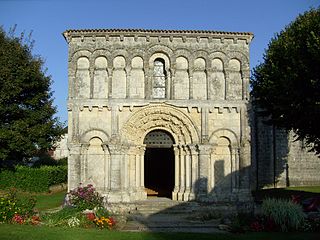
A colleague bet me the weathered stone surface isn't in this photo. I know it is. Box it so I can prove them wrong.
[63,28,251,203]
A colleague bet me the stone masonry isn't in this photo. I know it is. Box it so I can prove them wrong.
[63,28,253,203]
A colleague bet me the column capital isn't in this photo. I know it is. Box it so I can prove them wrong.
[107,144,129,155]
[197,144,213,155]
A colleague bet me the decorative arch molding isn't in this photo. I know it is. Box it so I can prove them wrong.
[127,49,145,65]
[209,128,239,148]
[121,104,200,145]
[146,45,173,64]
[191,50,210,68]
[92,49,112,65]
[70,49,92,63]
[80,129,110,143]
[208,51,228,67]
[174,48,192,66]
[226,51,249,70]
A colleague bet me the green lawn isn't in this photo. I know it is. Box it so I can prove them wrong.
[286,185,320,193]
[252,186,320,202]
[34,190,66,210]
[0,224,319,240]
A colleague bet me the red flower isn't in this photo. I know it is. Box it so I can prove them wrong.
[86,212,96,221]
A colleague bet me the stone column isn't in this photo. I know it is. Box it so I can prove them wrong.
[189,144,199,200]
[67,143,82,191]
[127,146,137,198]
[183,145,191,201]
[189,69,193,99]
[197,144,213,200]
[177,145,186,201]
[102,144,110,193]
[80,143,90,185]
[137,145,147,200]
[107,144,129,202]
[125,67,131,98]
[231,147,240,191]
[172,145,180,200]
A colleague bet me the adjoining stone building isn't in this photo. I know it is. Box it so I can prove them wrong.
[63,28,253,203]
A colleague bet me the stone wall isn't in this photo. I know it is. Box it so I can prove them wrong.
[63,29,253,203]
[251,109,320,189]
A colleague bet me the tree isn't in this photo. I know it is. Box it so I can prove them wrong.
[251,8,320,155]
[0,27,64,168]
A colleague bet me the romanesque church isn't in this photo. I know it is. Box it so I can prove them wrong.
[63,29,319,203]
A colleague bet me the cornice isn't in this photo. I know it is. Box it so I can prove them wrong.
[63,28,254,44]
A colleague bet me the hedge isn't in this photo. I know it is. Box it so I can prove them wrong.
[0,165,67,192]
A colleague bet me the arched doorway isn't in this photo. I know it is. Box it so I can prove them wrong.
[144,130,175,198]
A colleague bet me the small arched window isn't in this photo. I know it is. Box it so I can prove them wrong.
[152,58,166,98]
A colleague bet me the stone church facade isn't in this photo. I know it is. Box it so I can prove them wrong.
[62,28,254,203]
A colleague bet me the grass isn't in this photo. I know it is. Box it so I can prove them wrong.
[252,186,320,202]
[0,224,319,240]
[286,186,320,193]
[34,190,66,210]
[0,189,66,211]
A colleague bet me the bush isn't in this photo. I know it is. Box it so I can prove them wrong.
[262,198,306,232]
[0,188,36,223]
[0,165,67,192]
[66,184,104,211]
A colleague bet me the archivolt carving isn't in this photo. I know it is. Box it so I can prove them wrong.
[191,50,209,68]
[146,44,173,61]
[209,128,239,148]
[208,51,227,67]
[121,104,200,145]
[92,49,112,65]
[226,51,249,70]
[80,129,110,143]
[70,49,92,63]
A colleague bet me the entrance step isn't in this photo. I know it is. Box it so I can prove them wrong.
[145,188,158,196]
[124,213,223,233]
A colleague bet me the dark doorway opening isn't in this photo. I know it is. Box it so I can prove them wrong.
[143,130,175,198]
[144,147,174,198]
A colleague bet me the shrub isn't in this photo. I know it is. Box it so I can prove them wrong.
[66,184,104,211]
[262,198,306,232]
[0,188,36,223]
[0,165,67,192]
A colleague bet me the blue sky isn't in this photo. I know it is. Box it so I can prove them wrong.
[0,0,318,124]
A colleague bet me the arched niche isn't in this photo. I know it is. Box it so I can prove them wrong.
[192,57,207,100]
[93,56,108,98]
[112,56,126,98]
[174,56,189,99]
[76,57,90,98]
[130,56,145,98]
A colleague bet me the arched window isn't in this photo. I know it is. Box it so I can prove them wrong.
[152,58,166,98]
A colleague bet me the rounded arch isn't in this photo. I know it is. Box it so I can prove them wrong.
[209,51,227,69]
[70,49,92,63]
[191,50,209,68]
[121,104,200,145]
[176,56,189,70]
[149,52,171,68]
[77,57,89,69]
[209,128,239,148]
[174,48,192,67]
[94,56,108,69]
[80,129,110,143]
[92,49,112,65]
[226,51,249,70]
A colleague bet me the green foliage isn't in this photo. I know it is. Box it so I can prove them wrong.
[0,26,64,168]
[0,188,36,223]
[0,165,67,192]
[41,207,80,227]
[67,184,104,211]
[261,198,305,232]
[32,152,61,167]
[251,8,320,155]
